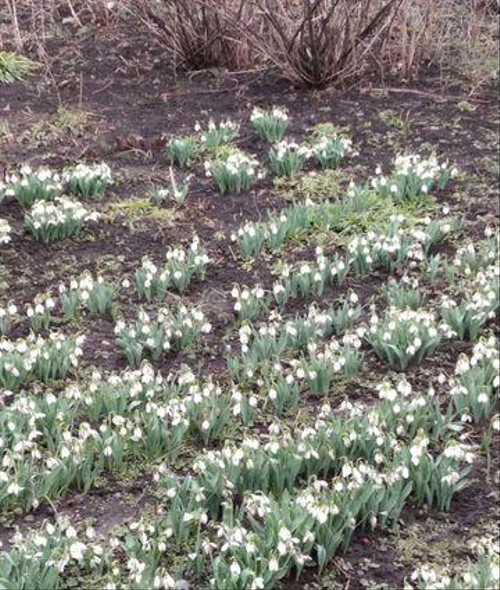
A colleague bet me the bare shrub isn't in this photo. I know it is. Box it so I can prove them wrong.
[382,0,498,92]
[133,0,260,71]
[2,0,496,94]
[236,0,403,88]
[1,1,130,51]
[448,0,498,93]
[381,0,448,80]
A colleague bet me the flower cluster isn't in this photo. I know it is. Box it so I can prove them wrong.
[402,435,474,511]
[1,165,63,207]
[440,264,499,340]
[0,302,18,336]
[114,306,211,367]
[62,162,112,199]
[263,365,304,415]
[375,377,445,440]
[0,363,244,513]
[150,169,192,207]
[205,152,263,194]
[410,547,500,590]
[167,135,199,168]
[208,462,411,590]
[346,216,424,275]
[197,118,240,148]
[311,135,355,169]
[366,307,443,370]
[371,154,457,201]
[452,232,498,277]
[0,332,84,389]
[135,236,210,299]
[250,106,289,143]
[298,334,363,395]
[66,362,165,421]
[26,292,56,332]
[273,250,351,307]
[24,197,100,243]
[250,336,362,413]
[59,272,115,318]
[383,276,425,310]
[231,284,269,322]
[231,200,319,258]
[228,302,361,383]
[268,140,312,177]
[448,336,499,422]
[169,396,470,590]
[0,518,106,589]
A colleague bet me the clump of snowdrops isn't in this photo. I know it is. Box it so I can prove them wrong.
[2,165,62,207]
[62,162,112,199]
[250,106,289,143]
[150,168,192,207]
[268,140,312,177]
[114,305,211,367]
[135,235,209,299]
[24,197,100,243]
[371,154,457,202]
[59,272,115,318]
[205,151,263,195]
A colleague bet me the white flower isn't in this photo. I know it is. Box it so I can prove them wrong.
[230,561,241,577]
[7,482,22,496]
[69,541,87,561]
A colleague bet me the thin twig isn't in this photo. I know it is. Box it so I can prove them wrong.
[66,0,84,27]
[362,86,492,103]
[5,0,23,49]
[160,81,241,101]
[92,79,114,94]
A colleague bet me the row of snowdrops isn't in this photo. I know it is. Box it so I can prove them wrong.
[0,106,457,244]
[0,281,497,582]
[1,223,497,394]
[0,335,498,588]
[0,155,457,249]
[0,162,110,244]
[0,227,498,516]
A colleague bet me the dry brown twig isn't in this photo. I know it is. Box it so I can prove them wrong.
[4,0,24,49]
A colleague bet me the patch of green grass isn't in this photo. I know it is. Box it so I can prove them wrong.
[274,169,347,201]
[308,191,437,250]
[107,199,177,223]
[305,122,353,159]
[393,517,499,574]
[203,143,241,160]
[457,100,477,113]
[325,192,436,235]
[26,106,96,145]
[379,109,405,129]
[307,122,347,141]
[0,51,37,84]
[50,106,94,137]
